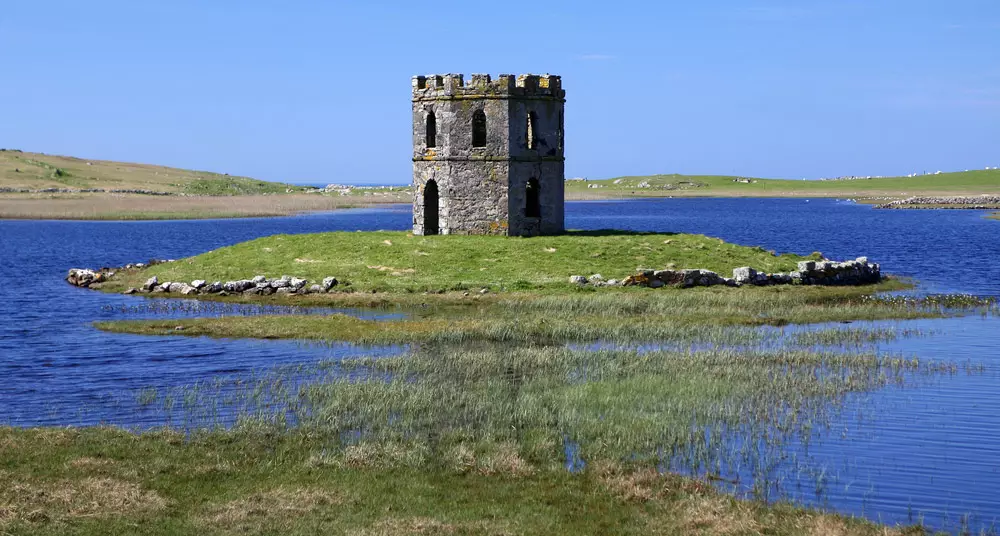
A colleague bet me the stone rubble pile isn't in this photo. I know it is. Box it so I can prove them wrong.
[569,257,881,289]
[65,260,170,288]
[875,195,1000,209]
[133,274,340,296]
[66,261,341,297]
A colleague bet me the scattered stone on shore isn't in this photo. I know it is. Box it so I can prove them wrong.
[66,263,345,299]
[66,260,175,289]
[581,256,881,290]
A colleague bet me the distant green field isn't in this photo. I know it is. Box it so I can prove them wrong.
[566,169,1000,199]
[0,149,308,195]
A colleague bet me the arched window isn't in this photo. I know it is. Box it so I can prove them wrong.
[424,179,439,235]
[525,178,540,218]
[426,112,436,148]
[526,111,538,150]
[472,110,487,148]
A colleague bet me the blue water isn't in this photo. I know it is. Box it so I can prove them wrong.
[1,198,998,533]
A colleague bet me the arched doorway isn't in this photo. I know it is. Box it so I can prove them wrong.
[424,179,439,235]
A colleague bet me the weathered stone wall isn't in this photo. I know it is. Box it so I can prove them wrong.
[508,161,565,236]
[412,73,565,236]
[413,161,511,235]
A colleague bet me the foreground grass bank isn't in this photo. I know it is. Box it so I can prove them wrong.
[0,344,945,535]
[0,429,926,536]
[565,169,1000,200]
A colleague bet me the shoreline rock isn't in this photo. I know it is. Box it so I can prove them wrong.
[580,256,881,289]
[875,195,1000,210]
[66,262,344,298]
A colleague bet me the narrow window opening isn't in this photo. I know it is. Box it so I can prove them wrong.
[424,180,439,235]
[557,111,564,151]
[426,112,436,148]
[525,178,540,218]
[526,112,538,150]
[472,110,487,148]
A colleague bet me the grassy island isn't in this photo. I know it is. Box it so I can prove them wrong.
[96,231,933,344]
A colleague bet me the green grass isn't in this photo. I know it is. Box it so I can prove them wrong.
[110,231,818,294]
[180,176,305,196]
[566,169,1000,199]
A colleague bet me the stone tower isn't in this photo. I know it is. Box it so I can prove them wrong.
[411,73,565,236]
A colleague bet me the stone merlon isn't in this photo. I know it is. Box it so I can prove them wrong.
[412,73,565,100]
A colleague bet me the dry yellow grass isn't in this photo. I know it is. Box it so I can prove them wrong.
[0,192,405,219]
[349,517,514,536]
[201,487,345,533]
[0,476,167,526]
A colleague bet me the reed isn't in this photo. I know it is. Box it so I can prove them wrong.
[97,286,958,345]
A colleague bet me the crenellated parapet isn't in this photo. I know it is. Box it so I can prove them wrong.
[412,73,564,100]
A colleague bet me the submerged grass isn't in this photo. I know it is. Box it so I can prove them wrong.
[97,283,948,344]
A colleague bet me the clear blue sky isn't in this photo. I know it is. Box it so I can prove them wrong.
[1,1,998,184]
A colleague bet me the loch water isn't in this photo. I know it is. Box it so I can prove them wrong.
[1,198,998,533]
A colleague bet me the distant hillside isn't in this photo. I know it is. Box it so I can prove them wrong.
[0,149,308,195]
[566,170,1000,199]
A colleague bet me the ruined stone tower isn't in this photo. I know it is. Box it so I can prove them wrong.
[411,73,565,236]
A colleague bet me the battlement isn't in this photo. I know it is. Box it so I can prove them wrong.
[412,73,564,100]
